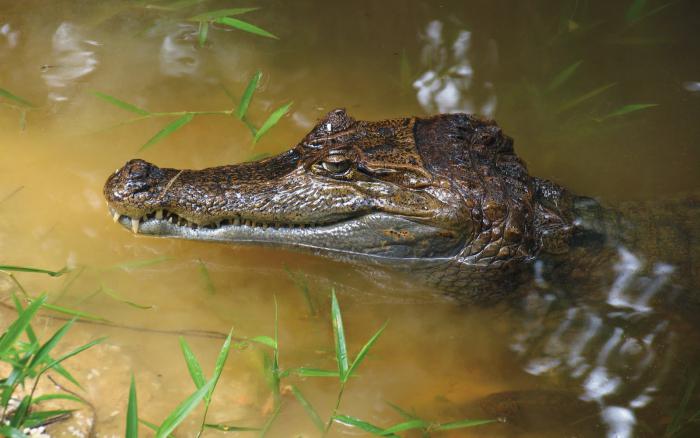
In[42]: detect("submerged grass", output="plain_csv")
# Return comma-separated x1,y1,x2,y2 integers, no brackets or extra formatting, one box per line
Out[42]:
94,70,292,150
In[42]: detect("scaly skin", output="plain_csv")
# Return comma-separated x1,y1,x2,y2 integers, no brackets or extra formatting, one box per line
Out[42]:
103,109,695,301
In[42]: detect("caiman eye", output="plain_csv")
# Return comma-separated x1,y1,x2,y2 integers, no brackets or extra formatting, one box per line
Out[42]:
320,155,352,175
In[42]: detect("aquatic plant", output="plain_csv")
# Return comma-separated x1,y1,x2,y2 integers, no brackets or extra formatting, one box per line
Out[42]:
0,87,35,130
94,71,292,151
0,283,104,436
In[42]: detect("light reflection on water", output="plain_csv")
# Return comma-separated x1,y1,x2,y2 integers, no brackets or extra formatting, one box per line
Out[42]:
0,1,699,437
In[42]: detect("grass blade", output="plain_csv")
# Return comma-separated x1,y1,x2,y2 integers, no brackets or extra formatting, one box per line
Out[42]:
179,337,206,389
126,375,138,438
0,295,46,355
207,329,233,403
382,419,430,434
189,8,259,21
22,409,74,428
140,113,194,151
290,385,324,432
556,82,616,114
0,88,35,107
197,21,208,47
92,91,150,116
345,321,387,382
28,319,76,369
249,335,277,349
41,302,107,322
332,415,393,436
101,286,153,309
197,260,216,295
434,418,497,430
595,103,658,121
110,256,170,270
0,425,27,438
204,423,260,431
236,71,262,120
0,265,68,277
40,337,106,373
330,290,349,381
32,393,85,405
386,402,418,420
290,367,339,378
259,402,281,437
214,17,278,39
546,60,583,92
155,379,214,438
9,396,30,427
253,101,292,143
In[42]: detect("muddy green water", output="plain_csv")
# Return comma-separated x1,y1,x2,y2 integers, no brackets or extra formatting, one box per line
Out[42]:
1,1,699,437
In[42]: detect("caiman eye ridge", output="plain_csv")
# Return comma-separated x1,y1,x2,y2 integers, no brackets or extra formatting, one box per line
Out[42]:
111,208,339,234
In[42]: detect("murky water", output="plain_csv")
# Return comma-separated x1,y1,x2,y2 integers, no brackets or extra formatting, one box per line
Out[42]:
1,1,699,437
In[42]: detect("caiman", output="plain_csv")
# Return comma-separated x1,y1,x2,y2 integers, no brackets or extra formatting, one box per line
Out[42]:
103,109,700,305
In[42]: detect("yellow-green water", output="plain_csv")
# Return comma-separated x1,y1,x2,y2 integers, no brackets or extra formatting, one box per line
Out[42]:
1,1,699,437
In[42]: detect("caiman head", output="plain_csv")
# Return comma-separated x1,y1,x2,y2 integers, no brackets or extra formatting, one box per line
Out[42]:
104,109,575,289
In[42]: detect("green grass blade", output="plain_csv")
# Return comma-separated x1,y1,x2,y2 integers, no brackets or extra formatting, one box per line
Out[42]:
0,265,68,277
189,8,259,21
49,361,83,389
197,260,216,295
28,319,76,369
0,295,46,355
139,418,159,431
330,290,349,380
546,60,583,92
155,379,214,438
214,17,278,39
9,396,31,427
556,82,616,114
126,375,139,438
140,113,194,151
259,402,281,438
345,321,387,382
204,423,260,431
332,415,393,436
0,425,27,438
21,409,74,428
39,337,106,373
179,337,206,391
382,419,430,434
197,21,208,47
595,103,658,121
236,71,261,120
291,367,339,378
434,418,497,430
290,385,324,432
101,286,154,309
92,91,150,115
41,302,107,322
249,335,277,349
625,0,647,22
386,402,418,420
32,393,85,405
253,102,292,143
11,295,38,345
0,88,35,107
207,329,233,403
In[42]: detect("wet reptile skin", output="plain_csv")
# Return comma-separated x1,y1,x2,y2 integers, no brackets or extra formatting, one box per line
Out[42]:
103,109,698,302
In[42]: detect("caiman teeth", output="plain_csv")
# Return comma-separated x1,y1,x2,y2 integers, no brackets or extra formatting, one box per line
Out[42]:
155,209,163,220
112,211,120,223
132,217,140,233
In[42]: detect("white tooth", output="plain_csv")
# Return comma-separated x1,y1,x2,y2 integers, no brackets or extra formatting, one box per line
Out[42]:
155,210,163,219
170,216,175,223
245,220,252,226
252,221,258,227
216,221,221,227
132,218,140,233
233,217,241,226
263,223,269,229
112,212,120,223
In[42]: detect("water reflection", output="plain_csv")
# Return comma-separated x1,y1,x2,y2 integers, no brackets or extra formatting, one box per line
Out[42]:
41,23,99,102
413,20,497,117
158,23,200,78
0,22,19,55
513,245,678,437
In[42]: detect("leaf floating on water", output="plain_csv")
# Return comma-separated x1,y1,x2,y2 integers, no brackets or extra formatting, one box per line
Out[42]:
101,285,154,309
290,385,324,432
546,60,583,92
140,113,194,151
434,418,497,430
330,290,349,381
197,21,209,47
556,82,616,114
92,91,150,116
0,264,69,277
215,17,278,39
236,71,262,120
0,87,35,107
253,102,293,143
332,415,393,436
345,321,387,382
595,103,658,122
110,256,170,270
189,8,259,21
155,379,214,438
